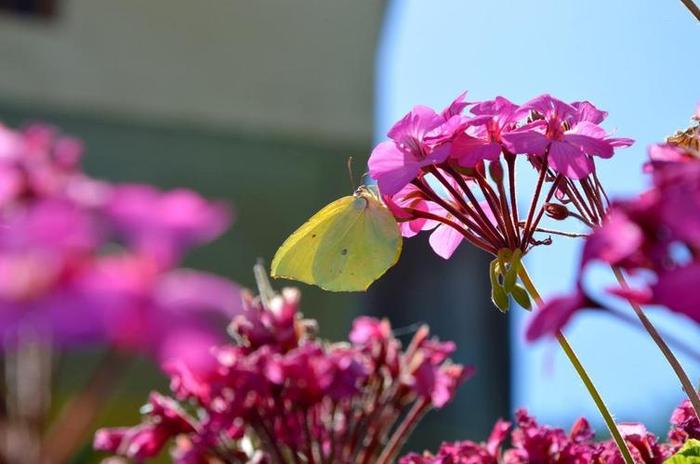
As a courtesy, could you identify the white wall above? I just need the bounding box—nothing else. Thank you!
[0,1,384,144]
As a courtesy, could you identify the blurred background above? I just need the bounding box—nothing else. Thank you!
[0,0,697,462]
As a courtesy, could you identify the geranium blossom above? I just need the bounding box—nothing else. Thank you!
[502,95,632,179]
[369,105,453,196]
[399,406,693,464]
[369,92,632,312]
[95,275,470,463]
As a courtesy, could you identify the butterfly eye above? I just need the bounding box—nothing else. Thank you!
[352,196,368,211]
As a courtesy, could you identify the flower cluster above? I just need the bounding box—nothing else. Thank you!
[527,106,700,340]
[401,399,700,464]
[0,121,240,368]
[94,274,470,463]
[370,92,632,263]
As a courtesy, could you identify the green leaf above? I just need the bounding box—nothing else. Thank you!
[666,439,700,463]
[510,284,532,310]
[504,249,522,291]
[489,259,509,312]
[491,284,510,313]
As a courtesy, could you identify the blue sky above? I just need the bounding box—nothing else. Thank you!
[376,0,700,433]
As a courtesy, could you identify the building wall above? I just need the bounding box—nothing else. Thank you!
[0,0,384,144]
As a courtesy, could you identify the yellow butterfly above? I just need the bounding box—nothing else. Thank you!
[270,186,402,292]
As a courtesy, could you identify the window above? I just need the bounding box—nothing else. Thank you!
[0,0,58,19]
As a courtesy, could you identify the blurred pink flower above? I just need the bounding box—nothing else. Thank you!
[528,127,700,340]
[106,184,231,267]
[0,120,241,369]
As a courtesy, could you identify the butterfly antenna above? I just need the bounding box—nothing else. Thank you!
[346,156,357,191]
[254,259,276,309]
[391,321,426,337]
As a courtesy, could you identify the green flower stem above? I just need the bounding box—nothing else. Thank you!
[612,266,700,419]
[518,265,634,464]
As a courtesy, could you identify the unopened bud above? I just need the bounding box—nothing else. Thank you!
[544,203,569,221]
[488,159,504,183]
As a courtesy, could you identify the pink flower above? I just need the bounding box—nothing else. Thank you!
[94,393,197,460]
[525,287,599,341]
[373,92,632,275]
[400,408,674,464]
[645,143,693,171]
[369,105,452,195]
[580,210,645,269]
[96,281,469,463]
[668,399,700,448]
[503,95,632,179]
[451,96,519,167]
[441,91,470,119]
[529,136,700,340]
[78,253,241,365]
[106,184,231,266]
[0,120,240,360]
[652,264,700,322]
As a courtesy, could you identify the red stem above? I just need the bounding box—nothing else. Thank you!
[521,156,549,248]
[442,166,505,244]
[506,153,520,235]
[405,208,498,255]
[474,168,516,249]
[376,399,431,464]
[429,166,504,247]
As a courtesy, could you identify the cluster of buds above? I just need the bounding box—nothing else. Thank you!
[401,399,700,464]
[0,121,240,367]
[94,269,470,463]
[370,93,632,310]
[527,105,700,340]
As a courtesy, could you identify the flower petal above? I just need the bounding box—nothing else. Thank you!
[548,141,594,179]
[368,141,420,196]
[428,223,463,259]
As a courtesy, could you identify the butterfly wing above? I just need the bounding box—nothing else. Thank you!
[271,193,402,292]
[311,194,402,291]
[271,196,360,286]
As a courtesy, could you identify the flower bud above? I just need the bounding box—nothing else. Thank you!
[544,203,569,221]
[488,159,504,183]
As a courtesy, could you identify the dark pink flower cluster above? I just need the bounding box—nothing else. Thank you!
[401,402,700,464]
[0,121,240,368]
[94,282,471,463]
[526,108,700,340]
[370,93,632,260]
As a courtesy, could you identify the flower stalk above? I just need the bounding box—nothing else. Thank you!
[612,266,700,419]
[518,265,635,464]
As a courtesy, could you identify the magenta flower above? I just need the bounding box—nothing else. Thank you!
[95,276,470,463]
[370,92,632,299]
[669,399,700,448]
[94,393,197,460]
[525,287,597,341]
[451,96,519,167]
[77,253,241,367]
[106,184,231,267]
[503,95,632,179]
[0,120,241,368]
[369,105,453,196]
[528,125,700,340]
[400,407,677,464]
